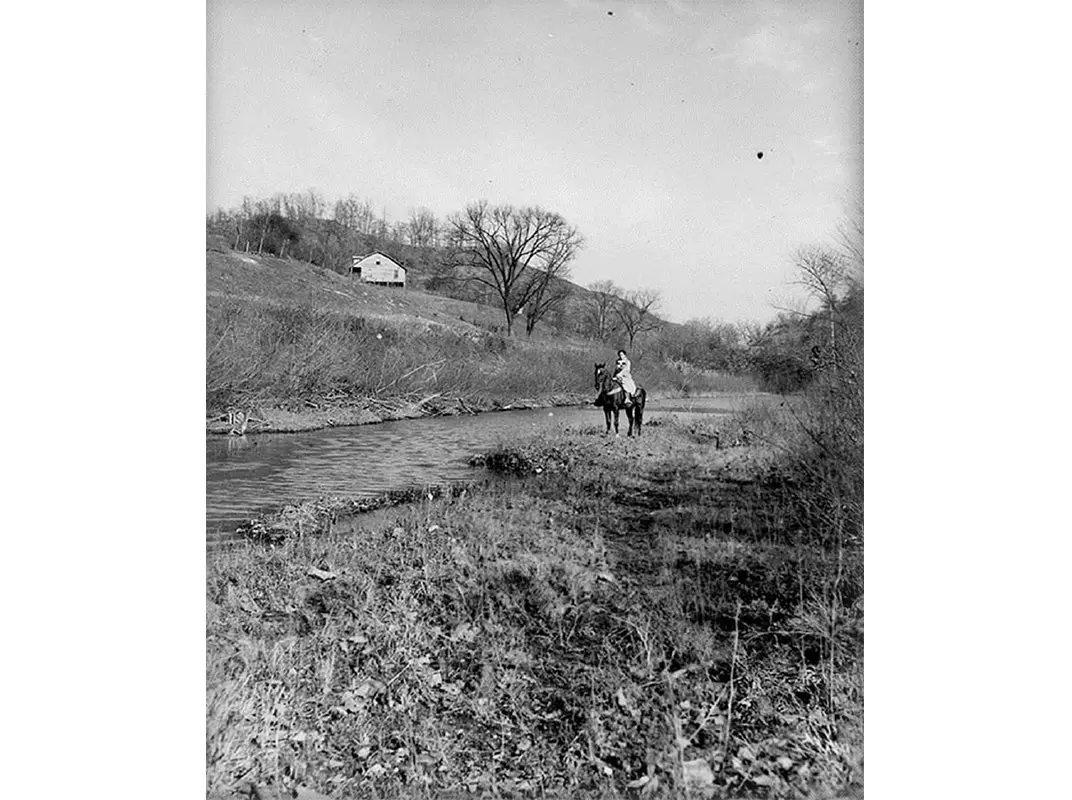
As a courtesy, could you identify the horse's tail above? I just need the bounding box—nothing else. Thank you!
[633,386,646,434]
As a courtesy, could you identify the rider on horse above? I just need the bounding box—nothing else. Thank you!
[595,349,639,407]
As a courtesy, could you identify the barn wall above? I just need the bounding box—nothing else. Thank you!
[352,254,406,286]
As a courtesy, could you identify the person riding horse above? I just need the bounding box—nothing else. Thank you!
[595,349,639,407]
[592,352,646,436]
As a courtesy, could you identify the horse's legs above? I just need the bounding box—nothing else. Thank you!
[604,408,612,434]
[613,409,620,435]
[625,406,634,437]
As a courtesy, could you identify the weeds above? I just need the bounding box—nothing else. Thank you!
[208,423,862,799]
[207,296,755,419]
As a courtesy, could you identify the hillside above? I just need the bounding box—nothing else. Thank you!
[206,246,601,433]
[208,247,587,346]
[206,216,682,340]
[205,240,753,435]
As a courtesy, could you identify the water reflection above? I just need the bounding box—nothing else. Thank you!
[223,435,253,455]
[206,394,769,540]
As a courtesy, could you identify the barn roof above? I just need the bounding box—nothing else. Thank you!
[351,251,406,270]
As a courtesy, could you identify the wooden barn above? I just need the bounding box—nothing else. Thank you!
[349,252,406,287]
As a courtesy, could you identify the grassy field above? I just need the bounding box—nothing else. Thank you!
[206,248,756,433]
[207,416,863,799]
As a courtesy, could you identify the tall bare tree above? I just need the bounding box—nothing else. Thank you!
[333,195,377,235]
[447,201,583,336]
[794,246,852,366]
[408,207,439,247]
[253,196,283,254]
[373,210,390,240]
[585,280,620,340]
[333,195,360,231]
[281,190,325,224]
[615,288,663,349]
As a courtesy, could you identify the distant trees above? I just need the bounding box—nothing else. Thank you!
[654,318,751,373]
[208,193,592,317]
[615,288,662,349]
[745,231,863,392]
[446,201,583,336]
[282,189,326,223]
[746,313,817,392]
[333,195,377,235]
[585,280,619,340]
[579,281,665,349]
[209,191,455,279]
[253,212,302,258]
[215,195,299,257]
[793,244,858,374]
[407,207,439,248]
[208,192,686,346]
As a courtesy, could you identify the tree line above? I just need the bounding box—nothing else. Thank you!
[207,193,666,344]
[207,191,861,390]
[206,191,448,269]
[741,226,863,393]
[642,220,862,393]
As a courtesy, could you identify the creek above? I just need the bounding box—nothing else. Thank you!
[206,394,771,543]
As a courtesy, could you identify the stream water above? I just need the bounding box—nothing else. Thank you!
[206,394,772,542]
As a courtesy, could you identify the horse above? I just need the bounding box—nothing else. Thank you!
[593,362,646,437]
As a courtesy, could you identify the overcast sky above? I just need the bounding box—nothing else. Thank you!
[208,0,862,323]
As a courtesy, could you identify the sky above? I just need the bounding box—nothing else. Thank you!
[207,0,862,324]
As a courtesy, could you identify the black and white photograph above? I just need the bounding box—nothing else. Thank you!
[205,1,863,797]
[12,2,1072,799]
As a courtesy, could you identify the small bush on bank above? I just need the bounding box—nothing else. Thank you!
[469,439,587,476]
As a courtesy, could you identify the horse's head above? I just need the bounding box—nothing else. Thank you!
[594,362,607,391]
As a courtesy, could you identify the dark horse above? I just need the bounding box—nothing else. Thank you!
[593,363,646,437]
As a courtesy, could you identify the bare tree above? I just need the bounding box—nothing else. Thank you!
[585,280,620,340]
[281,190,325,224]
[615,288,663,349]
[794,245,855,370]
[834,202,864,272]
[736,320,764,350]
[333,195,361,231]
[333,195,377,235]
[304,189,326,220]
[390,221,409,244]
[253,196,283,254]
[447,201,583,336]
[373,209,389,240]
[236,196,257,250]
[205,207,241,250]
[519,237,576,335]
[408,207,438,247]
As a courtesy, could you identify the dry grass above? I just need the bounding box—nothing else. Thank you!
[206,297,752,422]
[207,299,591,413]
[206,249,755,422]
[207,423,861,799]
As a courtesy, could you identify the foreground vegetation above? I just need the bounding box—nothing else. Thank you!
[207,407,863,798]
